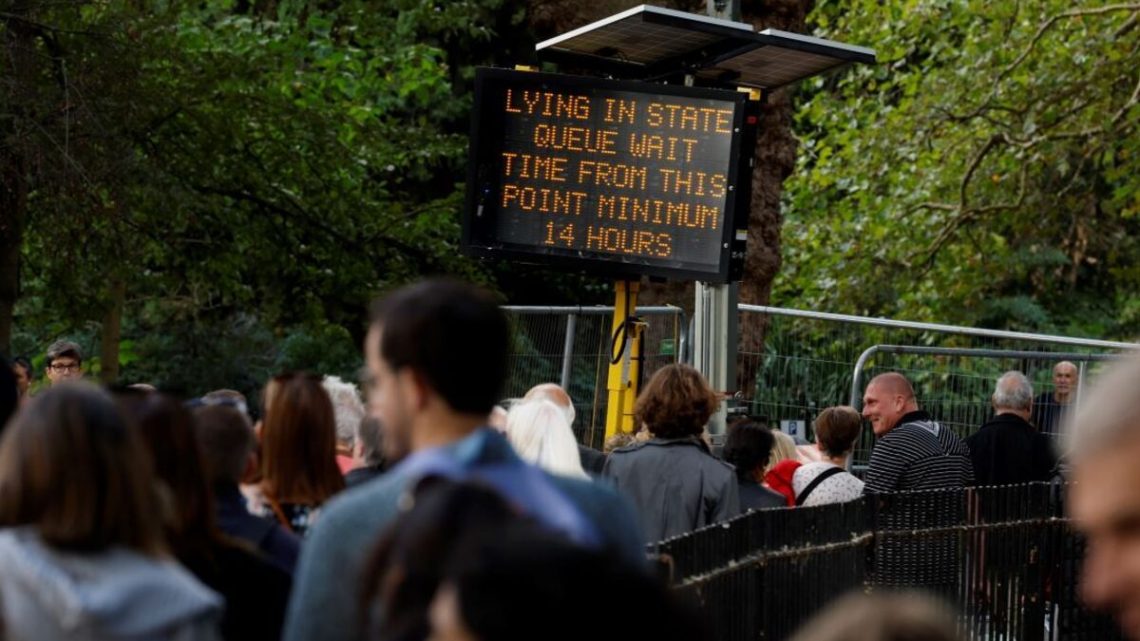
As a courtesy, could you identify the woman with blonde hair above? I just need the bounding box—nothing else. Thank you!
[766,429,800,473]
[506,399,588,479]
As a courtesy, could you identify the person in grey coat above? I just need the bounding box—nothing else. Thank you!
[0,384,221,641]
[604,364,740,542]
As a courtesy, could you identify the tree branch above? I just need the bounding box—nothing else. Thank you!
[994,4,1140,90]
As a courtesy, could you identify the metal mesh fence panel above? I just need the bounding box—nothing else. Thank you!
[503,307,684,449]
[737,307,1133,468]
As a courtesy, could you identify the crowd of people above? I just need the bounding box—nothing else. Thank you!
[0,279,1137,641]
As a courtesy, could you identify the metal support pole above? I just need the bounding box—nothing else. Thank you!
[694,282,738,435]
[560,313,577,390]
[605,281,644,439]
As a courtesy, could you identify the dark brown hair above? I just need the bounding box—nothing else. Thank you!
[116,391,219,555]
[634,364,720,439]
[723,420,776,480]
[194,404,255,484]
[370,279,508,415]
[260,372,345,505]
[814,406,863,458]
[0,384,164,555]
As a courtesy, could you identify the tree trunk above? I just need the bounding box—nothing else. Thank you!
[100,279,126,384]
[735,0,815,398]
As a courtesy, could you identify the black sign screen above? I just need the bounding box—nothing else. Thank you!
[464,68,749,282]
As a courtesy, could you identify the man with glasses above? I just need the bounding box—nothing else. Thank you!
[44,340,83,386]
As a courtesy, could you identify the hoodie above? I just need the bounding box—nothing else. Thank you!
[0,527,222,641]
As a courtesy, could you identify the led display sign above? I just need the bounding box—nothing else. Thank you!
[463,68,753,282]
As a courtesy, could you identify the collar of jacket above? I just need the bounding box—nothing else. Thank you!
[644,435,711,454]
[984,412,1034,430]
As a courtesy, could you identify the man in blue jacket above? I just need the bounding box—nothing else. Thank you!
[283,280,645,641]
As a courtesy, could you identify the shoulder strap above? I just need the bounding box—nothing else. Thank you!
[795,466,845,506]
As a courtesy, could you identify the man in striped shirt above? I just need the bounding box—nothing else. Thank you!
[862,372,973,494]
[861,372,973,592]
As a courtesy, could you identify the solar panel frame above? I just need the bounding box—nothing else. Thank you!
[535,6,877,90]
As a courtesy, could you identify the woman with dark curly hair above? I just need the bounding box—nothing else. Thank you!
[602,364,739,542]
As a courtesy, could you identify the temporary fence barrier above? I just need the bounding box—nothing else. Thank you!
[502,305,685,449]
[737,305,1137,465]
[503,303,1137,454]
[648,482,1122,641]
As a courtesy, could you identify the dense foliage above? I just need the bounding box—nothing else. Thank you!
[781,0,1140,339]
[5,0,1138,397]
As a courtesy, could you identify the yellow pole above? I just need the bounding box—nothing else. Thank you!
[605,281,645,439]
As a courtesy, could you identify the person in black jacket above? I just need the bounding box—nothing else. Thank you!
[722,420,786,510]
[194,403,302,573]
[966,371,1057,485]
[118,391,292,641]
[603,364,739,541]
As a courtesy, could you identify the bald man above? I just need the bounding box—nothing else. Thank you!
[1032,361,1078,436]
[862,372,973,494]
[524,383,607,476]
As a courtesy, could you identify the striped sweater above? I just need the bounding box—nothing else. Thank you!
[864,411,974,494]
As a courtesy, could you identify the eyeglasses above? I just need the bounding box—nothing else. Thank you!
[49,362,81,373]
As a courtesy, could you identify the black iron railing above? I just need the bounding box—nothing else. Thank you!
[647,482,1122,641]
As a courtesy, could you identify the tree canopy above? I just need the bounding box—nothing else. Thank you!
[781,0,1140,339]
[5,0,1138,397]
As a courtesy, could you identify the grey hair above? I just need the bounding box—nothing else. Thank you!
[355,416,384,467]
[992,371,1033,412]
[1066,351,1140,461]
[321,375,365,445]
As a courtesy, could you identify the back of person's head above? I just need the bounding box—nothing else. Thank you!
[322,375,365,446]
[523,383,575,426]
[355,415,385,468]
[767,429,799,472]
[11,356,32,380]
[787,591,962,641]
[505,399,587,479]
[603,432,636,453]
[0,384,164,555]
[360,479,523,641]
[723,420,776,481]
[194,404,255,485]
[634,364,719,439]
[370,279,508,415]
[992,371,1033,413]
[201,388,249,417]
[814,406,863,458]
[436,521,702,641]
[116,390,217,552]
[261,371,345,504]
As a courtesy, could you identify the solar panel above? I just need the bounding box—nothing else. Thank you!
[535,6,876,90]
[697,30,876,89]
[535,5,757,76]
